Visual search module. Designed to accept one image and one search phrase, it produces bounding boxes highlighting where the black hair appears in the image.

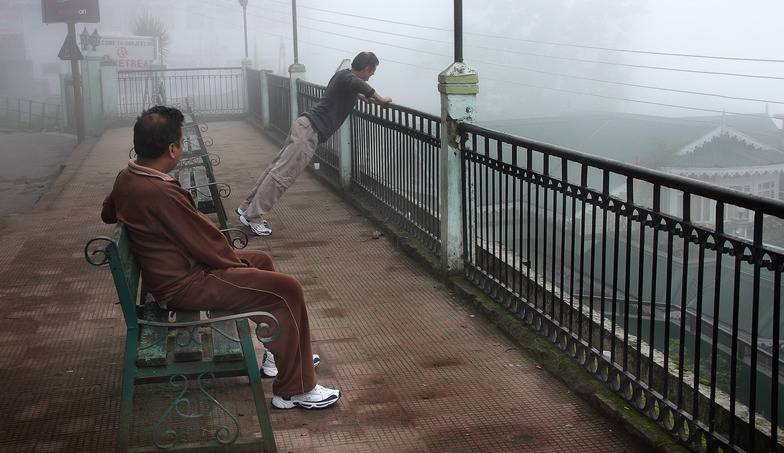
[351,51,379,72]
[133,105,185,159]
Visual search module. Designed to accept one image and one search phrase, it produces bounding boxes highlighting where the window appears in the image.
[757,180,777,200]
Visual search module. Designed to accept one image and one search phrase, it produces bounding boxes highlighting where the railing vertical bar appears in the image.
[771,269,781,451]
[677,194,691,410]
[648,185,661,386]
[526,149,534,306]
[534,158,542,311]
[503,146,510,296]
[692,231,706,422]
[611,193,621,367]
[578,165,588,344]
[559,159,568,327]
[663,215,675,402]
[708,202,724,432]
[624,179,633,370]
[549,160,558,320]
[589,176,598,348]
[536,154,555,318]
[729,243,742,446]
[747,212,763,453]
[599,170,610,356]
[633,187,645,379]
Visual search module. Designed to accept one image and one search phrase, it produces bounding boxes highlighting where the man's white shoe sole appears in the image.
[239,215,272,236]
[271,390,340,410]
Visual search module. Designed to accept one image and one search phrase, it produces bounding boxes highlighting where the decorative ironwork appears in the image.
[136,311,280,344]
[220,228,248,250]
[179,154,220,168]
[152,374,240,449]
[187,182,231,199]
[174,325,206,348]
[84,236,113,266]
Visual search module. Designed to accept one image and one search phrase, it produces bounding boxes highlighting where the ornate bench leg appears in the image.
[117,333,139,452]
[236,319,277,452]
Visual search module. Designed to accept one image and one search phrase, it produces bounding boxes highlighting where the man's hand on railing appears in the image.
[359,93,392,106]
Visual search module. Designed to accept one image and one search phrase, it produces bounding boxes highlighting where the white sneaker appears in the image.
[271,384,341,409]
[239,215,272,236]
[260,351,321,378]
[236,208,244,217]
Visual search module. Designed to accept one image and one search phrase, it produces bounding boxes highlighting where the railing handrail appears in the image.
[117,67,244,74]
[462,121,784,217]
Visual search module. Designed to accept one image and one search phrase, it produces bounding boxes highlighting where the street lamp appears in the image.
[79,28,101,51]
[90,29,101,51]
[79,27,90,51]
[239,0,248,59]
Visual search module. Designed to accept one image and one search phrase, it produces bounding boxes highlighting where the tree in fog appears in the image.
[132,12,173,62]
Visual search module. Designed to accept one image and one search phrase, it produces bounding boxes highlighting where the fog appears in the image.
[4,0,783,122]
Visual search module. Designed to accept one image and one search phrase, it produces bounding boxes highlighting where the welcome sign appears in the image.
[42,0,100,24]
[98,36,158,69]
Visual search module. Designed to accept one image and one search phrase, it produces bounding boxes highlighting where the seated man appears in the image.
[101,105,339,409]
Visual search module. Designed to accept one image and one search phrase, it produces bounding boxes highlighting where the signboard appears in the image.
[42,0,100,24]
[97,36,157,69]
[58,32,83,61]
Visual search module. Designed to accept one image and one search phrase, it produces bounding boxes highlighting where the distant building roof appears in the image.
[662,124,784,178]
[480,111,783,172]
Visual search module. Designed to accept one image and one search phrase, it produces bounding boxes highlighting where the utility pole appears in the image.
[292,0,299,64]
[66,23,86,143]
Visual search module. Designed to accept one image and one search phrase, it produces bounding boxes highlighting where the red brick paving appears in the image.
[0,121,651,452]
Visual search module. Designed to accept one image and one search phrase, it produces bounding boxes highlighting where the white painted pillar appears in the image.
[438,61,478,275]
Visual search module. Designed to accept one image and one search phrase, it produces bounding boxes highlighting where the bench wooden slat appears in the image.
[173,310,204,362]
[136,295,168,367]
[209,310,244,363]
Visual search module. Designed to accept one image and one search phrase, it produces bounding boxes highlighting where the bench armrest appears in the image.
[139,311,279,344]
[220,228,248,249]
[179,153,220,168]
[185,181,231,198]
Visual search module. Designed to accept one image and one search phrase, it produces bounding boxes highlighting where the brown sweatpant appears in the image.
[239,115,320,223]
[167,249,317,397]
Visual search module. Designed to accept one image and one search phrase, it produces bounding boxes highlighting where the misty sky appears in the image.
[26,0,784,122]
[190,0,783,121]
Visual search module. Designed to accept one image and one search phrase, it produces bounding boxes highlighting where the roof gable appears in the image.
[677,124,777,156]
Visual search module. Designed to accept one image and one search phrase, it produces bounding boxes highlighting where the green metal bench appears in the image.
[85,222,278,452]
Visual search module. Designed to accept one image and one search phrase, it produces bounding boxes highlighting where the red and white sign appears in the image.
[41,0,100,24]
[97,36,158,69]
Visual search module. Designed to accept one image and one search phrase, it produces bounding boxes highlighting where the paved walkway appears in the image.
[0,121,654,452]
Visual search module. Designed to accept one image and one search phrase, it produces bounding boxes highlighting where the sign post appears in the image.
[59,23,85,142]
[43,0,100,143]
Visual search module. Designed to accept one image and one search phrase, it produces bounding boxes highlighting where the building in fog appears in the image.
[1,0,245,103]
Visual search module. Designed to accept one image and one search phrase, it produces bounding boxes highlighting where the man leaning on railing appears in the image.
[236,51,393,236]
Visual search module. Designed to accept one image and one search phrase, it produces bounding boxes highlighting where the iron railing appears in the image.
[0,97,61,132]
[297,81,340,180]
[349,103,442,255]
[459,122,784,453]
[117,68,244,117]
[247,68,263,123]
[266,73,291,137]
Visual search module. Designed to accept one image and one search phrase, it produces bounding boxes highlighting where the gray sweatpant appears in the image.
[239,115,320,223]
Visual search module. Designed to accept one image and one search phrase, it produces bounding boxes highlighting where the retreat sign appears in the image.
[98,36,158,69]
[42,0,100,24]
